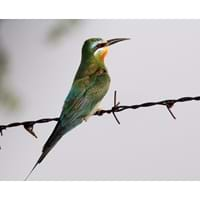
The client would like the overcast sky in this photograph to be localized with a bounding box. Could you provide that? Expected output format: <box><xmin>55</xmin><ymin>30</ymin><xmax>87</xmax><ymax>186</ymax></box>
<box><xmin>1</xmin><ymin>20</ymin><xmax>200</xmax><ymax>180</ymax></box>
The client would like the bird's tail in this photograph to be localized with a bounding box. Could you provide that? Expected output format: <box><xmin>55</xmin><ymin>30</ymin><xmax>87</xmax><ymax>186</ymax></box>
<box><xmin>24</xmin><ymin>118</ymin><xmax>82</xmax><ymax>180</ymax></box>
<box><xmin>24</xmin><ymin>150</ymin><xmax>50</xmax><ymax>181</ymax></box>
<box><xmin>24</xmin><ymin>126</ymin><xmax>63</xmax><ymax>181</ymax></box>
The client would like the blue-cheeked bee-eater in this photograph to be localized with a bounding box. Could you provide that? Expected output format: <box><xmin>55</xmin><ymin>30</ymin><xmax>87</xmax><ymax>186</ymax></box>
<box><xmin>25</xmin><ymin>37</ymin><xmax>129</xmax><ymax>180</ymax></box>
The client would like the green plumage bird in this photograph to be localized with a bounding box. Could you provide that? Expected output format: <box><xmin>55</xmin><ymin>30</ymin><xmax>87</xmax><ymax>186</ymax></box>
<box><xmin>25</xmin><ymin>37</ymin><xmax>129</xmax><ymax>180</ymax></box>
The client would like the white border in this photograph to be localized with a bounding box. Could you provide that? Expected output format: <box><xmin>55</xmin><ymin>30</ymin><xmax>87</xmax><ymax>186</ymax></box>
<box><xmin>1</xmin><ymin>0</ymin><xmax>200</xmax><ymax>199</ymax></box>
<box><xmin>1</xmin><ymin>181</ymin><xmax>200</xmax><ymax>200</ymax></box>
<box><xmin>0</xmin><ymin>0</ymin><xmax>200</xmax><ymax>18</ymax></box>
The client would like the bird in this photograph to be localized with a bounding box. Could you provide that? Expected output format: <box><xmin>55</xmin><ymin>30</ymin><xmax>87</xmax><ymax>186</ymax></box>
<box><xmin>25</xmin><ymin>37</ymin><xmax>130</xmax><ymax>180</ymax></box>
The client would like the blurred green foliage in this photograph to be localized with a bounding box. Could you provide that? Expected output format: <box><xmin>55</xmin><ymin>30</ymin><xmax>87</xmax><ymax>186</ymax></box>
<box><xmin>47</xmin><ymin>19</ymin><xmax>80</xmax><ymax>43</ymax></box>
<box><xmin>0</xmin><ymin>19</ymin><xmax>81</xmax><ymax>113</ymax></box>
<box><xmin>0</xmin><ymin>20</ymin><xmax>19</xmax><ymax>112</ymax></box>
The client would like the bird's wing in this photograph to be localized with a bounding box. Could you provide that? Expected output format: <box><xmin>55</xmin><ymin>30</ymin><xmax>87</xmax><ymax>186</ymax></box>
<box><xmin>25</xmin><ymin>72</ymin><xmax>103</xmax><ymax>180</ymax></box>
<box><xmin>40</xmin><ymin>76</ymin><xmax>93</xmax><ymax>156</ymax></box>
<box><xmin>43</xmin><ymin>70</ymin><xmax>110</xmax><ymax>156</ymax></box>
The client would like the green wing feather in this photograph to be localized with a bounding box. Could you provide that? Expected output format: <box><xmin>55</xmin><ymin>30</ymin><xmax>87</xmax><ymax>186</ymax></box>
<box><xmin>25</xmin><ymin>69</ymin><xmax>110</xmax><ymax>180</ymax></box>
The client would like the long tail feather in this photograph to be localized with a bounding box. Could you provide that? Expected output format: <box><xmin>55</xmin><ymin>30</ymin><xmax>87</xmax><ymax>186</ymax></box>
<box><xmin>24</xmin><ymin>155</ymin><xmax>42</xmax><ymax>181</ymax></box>
<box><xmin>24</xmin><ymin>126</ymin><xmax>63</xmax><ymax>180</ymax></box>
<box><xmin>24</xmin><ymin>118</ymin><xmax>81</xmax><ymax>180</ymax></box>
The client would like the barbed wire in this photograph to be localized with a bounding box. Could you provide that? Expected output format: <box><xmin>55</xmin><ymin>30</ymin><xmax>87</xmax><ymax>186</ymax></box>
<box><xmin>1</xmin><ymin>91</ymin><xmax>200</xmax><ymax>139</ymax></box>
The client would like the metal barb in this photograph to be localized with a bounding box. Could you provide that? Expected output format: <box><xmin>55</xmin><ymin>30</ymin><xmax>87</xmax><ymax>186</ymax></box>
<box><xmin>24</xmin><ymin>124</ymin><xmax>38</xmax><ymax>139</ymax></box>
<box><xmin>0</xmin><ymin>129</ymin><xmax>3</xmax><ymax>136</ymax></box>
<box><xmin>0</xmin><ymin>117</ymin><xmax>59</xmax><ymax>138</ymax></box>
<box><xmin>2</xmin><ymin>94</ymin><xmax>200</xmax><ymax>134</ymax></box>
<box><xmin>112</xmin><ymin>112</ymin><xmax>121</xmax><ymax>125</ymax></box>
<box><xmin>111</xmin><ymin>90</ymin><xmax>121</xmax><ymax>125</ymax></box>
<box><xmin>114</xmin><ymin>90</ymin><xmax>117</xmax><ymax>106</ymax></box>
<box><xmin>162</xmin><ymin>101</ymin><xmax>176</xmax><ymax>120</ymax></box>
<box><xmin>166</xmin><ymin>105</ymin><xmax>176</xmax><ymax>120</ymax></box>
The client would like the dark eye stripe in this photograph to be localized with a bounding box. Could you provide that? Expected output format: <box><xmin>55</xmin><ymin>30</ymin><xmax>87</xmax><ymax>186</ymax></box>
<box><xmin>95</xmin><ymin>43</ymin><xmax>107</xmax><ymax>50</ymax></box>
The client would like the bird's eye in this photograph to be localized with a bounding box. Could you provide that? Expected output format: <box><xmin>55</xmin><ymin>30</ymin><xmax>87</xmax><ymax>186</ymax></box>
<box><xmin>95</xmin><ymin>43</ymin><xmax>106</xmax><ymax>51</ymax></box>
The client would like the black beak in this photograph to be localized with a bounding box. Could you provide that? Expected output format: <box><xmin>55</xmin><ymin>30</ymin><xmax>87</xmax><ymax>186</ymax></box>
<box><xmin>107</xmin><ymin>38</ymin><xmax>130</xmax><ymax>46</ymax></box>
<box><xmin>96</xmin><ymin>38</ymin><xmax>130</xmax><ymax>50</ymax></box>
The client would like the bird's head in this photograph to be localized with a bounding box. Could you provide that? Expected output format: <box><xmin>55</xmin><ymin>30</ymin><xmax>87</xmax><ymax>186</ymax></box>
<box><xmin>81</xmin><ymin>38</ymin><xmax>130</xmax><ymax>62</ymax></box>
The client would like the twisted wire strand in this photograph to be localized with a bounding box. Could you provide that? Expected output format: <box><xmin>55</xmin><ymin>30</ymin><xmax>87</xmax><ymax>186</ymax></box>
<box><xmin>1</xmin><ymin>92</ymin><xmax>200</xmax><ymax>137</ymax></box>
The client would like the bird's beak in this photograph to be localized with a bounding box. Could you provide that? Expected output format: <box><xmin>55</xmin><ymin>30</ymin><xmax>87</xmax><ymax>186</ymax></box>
<box><xmin>107</xmin><ymin>38</ymin><xmax>130</xmax><ymax>46</ymax></box>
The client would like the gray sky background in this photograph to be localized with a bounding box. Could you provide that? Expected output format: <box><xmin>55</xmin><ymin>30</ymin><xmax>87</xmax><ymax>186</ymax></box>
<box><xmin>1</xmin><ymin>20</ymin><xmax>200</xmax><ymax>180</ymax></box>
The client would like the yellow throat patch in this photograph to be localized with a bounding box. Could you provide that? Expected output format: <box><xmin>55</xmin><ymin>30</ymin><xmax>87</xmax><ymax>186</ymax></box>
<box><xmin>95</xmin><ymin>47</ymin><xmax>109</xmax><ymax>61</ymax></box>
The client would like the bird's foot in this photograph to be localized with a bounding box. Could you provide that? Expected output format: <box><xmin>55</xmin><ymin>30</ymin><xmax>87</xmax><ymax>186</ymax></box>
<box><xmin>83</xmin><ymin>107</ymin><xmax>102</xmax><ymax>122</ymax></box>
<box><xmin>83</xmin><ymin>117</ymin><xmax>88</xmax><ymax>122</ymax></box>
